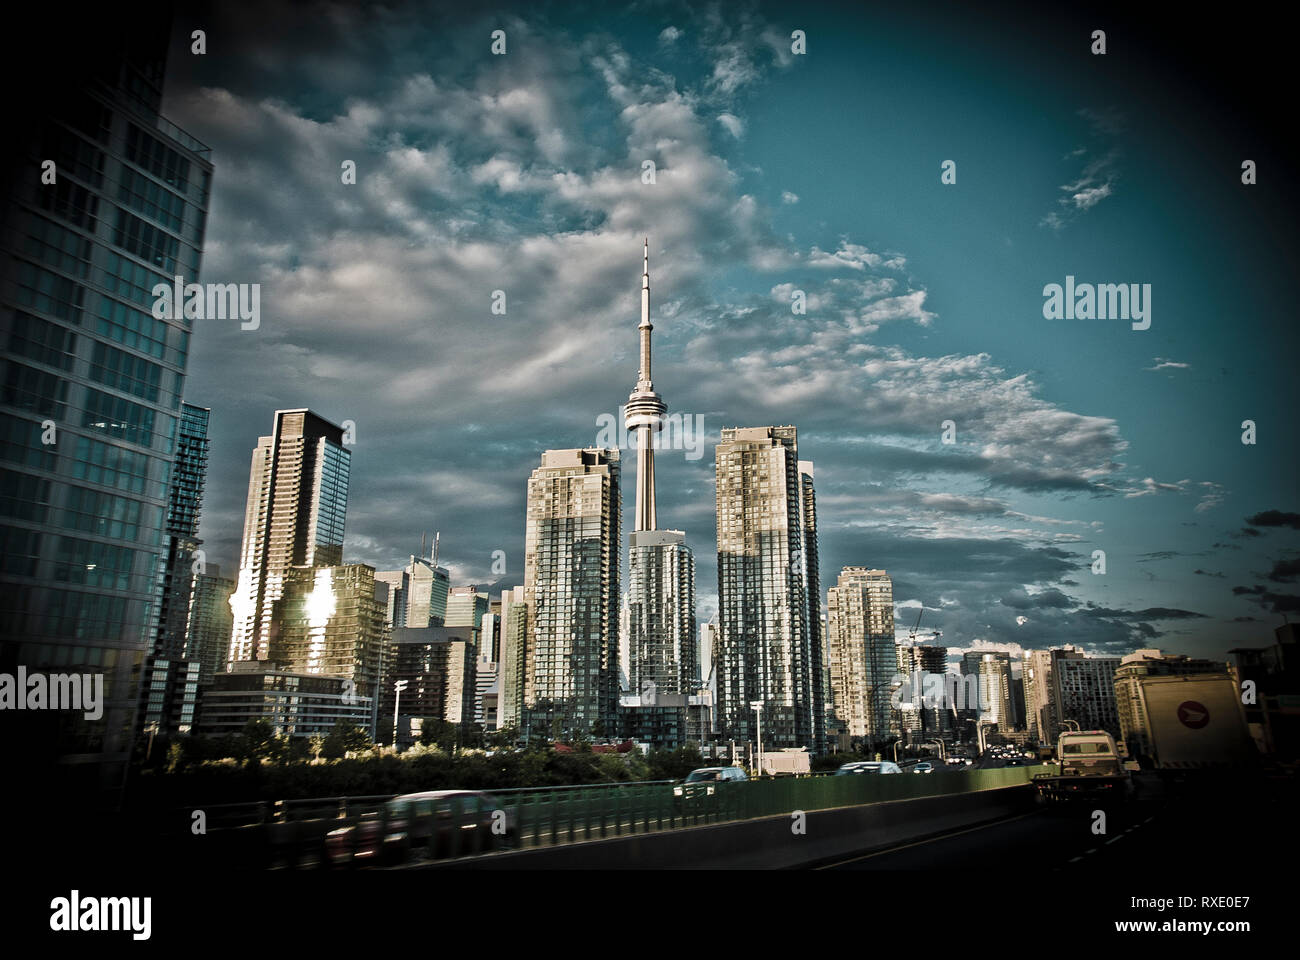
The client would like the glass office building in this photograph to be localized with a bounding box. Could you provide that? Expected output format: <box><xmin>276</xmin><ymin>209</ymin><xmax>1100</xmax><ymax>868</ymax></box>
<box><xmin>0</xmin><ymin>17</ymin><xmax>212</xmax><ymax>798</ymax></box>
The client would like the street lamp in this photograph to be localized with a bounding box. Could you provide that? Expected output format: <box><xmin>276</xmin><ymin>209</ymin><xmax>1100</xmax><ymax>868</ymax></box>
<box><xmin>975</xmin><ymin>720</ymin><xmax>997</xmax><ymax>756</ymax></box>
<box><xmin>750</xmin><ymin>701</ymin><xmax>763</xmax><ymax>777</ymax></box>
<box><xmin>927</xmin><ymin>738</ymin><xmax>947</xmax><ymax>762</ymax></box>
<box><xmin>1060</xmin><ymin>719</ymin><xmax>1080</xmax><ymax>732</ymax></box>
<box><xmin>393</xmin><ymin>679</ymin><xmax>409</xmax><ymax>750</ymax></box>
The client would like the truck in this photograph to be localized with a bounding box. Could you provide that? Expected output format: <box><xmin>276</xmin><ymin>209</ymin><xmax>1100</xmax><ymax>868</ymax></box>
<box><xmin>1129</xmin><ymin>674</ymin><xmax>1256</xmax><ymax>771</ymax></box>
<box><xmin>1032</xmin><ymin>730</ymin><xmax>1132</xmax><ymax>801</ymax></box>
<box><xmin>760</xmin><ymin>748</ymin><xmax>812</xmax><ymax>777</ymax></box>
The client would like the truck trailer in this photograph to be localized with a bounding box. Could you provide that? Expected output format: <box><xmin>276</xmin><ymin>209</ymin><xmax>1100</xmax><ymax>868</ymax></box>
<box><xmin>1127</xmin><ymin>674</ymin><xmax>1256</xmax><ymax>770</ymax></box>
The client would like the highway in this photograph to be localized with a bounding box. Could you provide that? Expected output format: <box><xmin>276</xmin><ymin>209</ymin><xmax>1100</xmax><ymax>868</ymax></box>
<box><xmin>815</xmin><ymin>770</ymin><xmax>1296</xmax><ymax>872</ymax></box>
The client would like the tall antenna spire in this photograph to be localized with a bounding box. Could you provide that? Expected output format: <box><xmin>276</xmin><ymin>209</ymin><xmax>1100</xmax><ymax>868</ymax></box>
<box><xmin>625</xmin><ymin>236</ymin><xmax>667</xmax><ymax>531</ymax></box>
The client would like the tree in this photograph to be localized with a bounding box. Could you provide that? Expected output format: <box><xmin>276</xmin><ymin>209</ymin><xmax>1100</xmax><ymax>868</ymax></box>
<box><xmin>320</xmin><ymin>721</ymin><xmax>371</xmax><ymax>759</ymax></box>
<box><xmin>340</xmin><ymin>723</ymin><xmax>371</xmax><ymax>753</ymax></box>
<box><xmin>242</xmin><ymin>719</ymin><xmax>277</xmax><ymax>760</ymax></box>
<box><xmin>420</xmin><ymin>717</ymin><xmax>456</xmax><ymax>751</ymax></box>
<box><xmin>165</xmin><ymin>741</ymin><xmax>184</xmax><ymax>774</ymax></box>
<box><xmin>487</xmin><ymin>724</ymin><xmax>518</xmax><ymax>749</ymax></box>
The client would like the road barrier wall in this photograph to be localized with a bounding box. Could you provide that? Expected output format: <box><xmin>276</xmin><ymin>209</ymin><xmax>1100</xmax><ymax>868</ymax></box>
<box><xmin>409</xmin><ymin>768</ymin><xmax>1042</xmax><ymax>869</ymax></box>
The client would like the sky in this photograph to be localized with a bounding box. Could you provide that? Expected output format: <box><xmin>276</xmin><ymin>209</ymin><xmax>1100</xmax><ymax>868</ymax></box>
<box><xmin>162</xmin><ymin>0</ymin><xmax>1299</xmax><ymax>664</ymax></box>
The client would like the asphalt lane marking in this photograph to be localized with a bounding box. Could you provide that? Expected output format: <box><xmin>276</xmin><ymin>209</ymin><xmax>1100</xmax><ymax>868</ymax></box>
<box><xmin>812</xmin><ymin>810</ymin><xmax>1044</xmax><ymax>870</ymax></box>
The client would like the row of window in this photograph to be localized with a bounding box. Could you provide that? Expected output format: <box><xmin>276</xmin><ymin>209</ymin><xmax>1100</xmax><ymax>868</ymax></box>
<box><xmin>1</xmin><ymin>582</ymin><xmax>147</xmax><ymax>646</ymax></box>
<box><xmin>125</xmin><ymin>123</ymin><xmax>192</xmax><ymax>195</ymax></box>
<box><xmin>22</xmin><ymin>214</ymin><xmax>94</xmax><ymax>279</ymax></box>
<box><xmin>6</xmin><ymin>311</ymin><xmax>77</xmax><ymax>371</ymax></box>
<box><xmin>88</xmin><ymin>338</ymin><xmax>165</xmax><ymax>403</ymax></box>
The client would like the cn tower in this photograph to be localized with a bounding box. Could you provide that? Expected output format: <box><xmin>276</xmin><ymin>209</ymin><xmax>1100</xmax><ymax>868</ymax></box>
<box><xmin>621</xmin><ymin>239</ymin><xmax>697</xmax><ymax>699</ymax></box>
<box><xmin>624</xmin><ymin>238</ymin><xmax>668</xmax><ymax>531</ymax></box>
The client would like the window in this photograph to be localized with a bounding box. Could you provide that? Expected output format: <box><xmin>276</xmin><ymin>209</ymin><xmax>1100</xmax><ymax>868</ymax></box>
<box><xmin>125</xmin><ymin>123</ymin><xmax>190</xmax><ymax>193</ymax></box>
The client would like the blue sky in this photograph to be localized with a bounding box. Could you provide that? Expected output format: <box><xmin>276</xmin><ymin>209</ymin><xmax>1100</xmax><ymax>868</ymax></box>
<box><xmin>166</xmin><ymin>0</ymin><xmax>1298</xmax><ymax>663</ymax></box>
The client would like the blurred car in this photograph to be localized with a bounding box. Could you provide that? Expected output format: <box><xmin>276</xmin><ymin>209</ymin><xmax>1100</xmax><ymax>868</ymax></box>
<box><xmin>835</xmin><ymin>761</ymin><xmax>902</xmax><ymax>775</ymax></box>
<box><xmin>326</xmin><ymin>790</ymin><xmax>513</xmax><ymax>866</ymax></box>
<box><xmin>1004</xmin><ymin>757</ymin><xmax>1033</xmax><ymax>767</ymax></box>
<box><xmin>673</xmin><ymin>766</ymin><xmax>748</xmax><ymax>800</ymax></box>
<box><xmin>912</xmin><ymin>761</ymin><xmax>935</xmax><ymax>774</ymax></box>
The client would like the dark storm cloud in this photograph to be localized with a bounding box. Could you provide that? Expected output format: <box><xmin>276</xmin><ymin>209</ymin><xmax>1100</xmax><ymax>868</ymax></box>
<box><xmin>1267</xmin><ymin>558</ymin><xmax>1300</xmax><ymax>583</ymax></box>
<box><xmin>1232</xmin><ymin>585</ymin><xmax>1300</xmax><ymax>614</ymax></box>
<box><xmin>1245</xmin><ymin>510</ymin><xmax>1300</xmax><ymax>530</ymax></box>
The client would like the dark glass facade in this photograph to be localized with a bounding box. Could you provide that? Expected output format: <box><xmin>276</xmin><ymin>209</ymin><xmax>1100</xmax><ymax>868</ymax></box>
<box><xmin>0</xmin><ymin>14</ymin><xmax>212</xmax><ymax>800</ymax></box>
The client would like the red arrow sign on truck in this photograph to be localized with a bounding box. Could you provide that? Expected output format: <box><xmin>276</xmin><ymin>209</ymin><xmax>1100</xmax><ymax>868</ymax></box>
<box><xmin>1177</xmin><ymin>701</ymin><xmax>1210</xmax><ymax>729</ymax></box>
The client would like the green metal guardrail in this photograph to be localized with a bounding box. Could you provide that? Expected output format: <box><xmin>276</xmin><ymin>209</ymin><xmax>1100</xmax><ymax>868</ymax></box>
<box><xmin>328</xmin><ymin>765</ymin><xmax>1046</xmax><ymax>866</ymax></box>
<box><xmin>214</xmin><ymin>765</ymin><xmax>1055</xmax><ymax>867</ymax></box>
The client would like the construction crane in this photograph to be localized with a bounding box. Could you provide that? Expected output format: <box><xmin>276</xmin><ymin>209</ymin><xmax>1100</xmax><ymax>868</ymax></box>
<box><xmin>906</xmin><ymin>607</ymin><xmax>942</xmax><ymax>644</ymax></box>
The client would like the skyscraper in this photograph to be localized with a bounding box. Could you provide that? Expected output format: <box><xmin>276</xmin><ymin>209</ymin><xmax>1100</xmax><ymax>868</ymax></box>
<box><xmin>895</xmin><ymin>643</ymin><xmax>953</xmax><ymax>742</ymax></box>
<box><xmin>522</xmin><ymin>447</ymin><xmax>620</xmax><ymax>740</ymax></box>
<box><xmin>268</xmin><ymin>563</ymin><xmax>388</xmax><ymax>699</ymax></box>
<box><xmin>796</xmin><ymin>460</ymin><xmax>824</xmax><ymax>750</ymax></box>
<box><xmin>446</xmin><ymin>584</ymin><xmax>489</xmax><ymax>647</ymax></box>
<box><xmin>184</xmin><ymin>563</ymin><xmax>235</xmax><ymax>685</ymax></box>
<box><xmin>156</xmin><ymin>402</ymin><xmax>210</xmax><ymax>659</ymax></box>
<box><xmin>227</xmin><ymin>409</ymin><xmax>350</xmax><ymax>664</ymax></box>
<box><xmin>627</xmin><ymin>531</ymin><xmax>696</xmax><ymax>695</ymax></box>
<box><xmin>825</xmin><ymin>567</ymin><xmax>896</xmax><ymax>740</ymax></box>
<box><xmin>714</xmin><ymin>426</ymin><xmax>820</xmax><ymax>750</ymax></box>
<box><xmin>1022</xmin><ymin>648</ymin><xmax>1055</xmax><ymax>743</ymax></box>
<box><xmin>623</xmin><ymin>240</ymin><xmax>697</xmax><ymax>699</ymax></box>
<box><xmin>0</xmin><ymin>13</ymin><xmax>213</xmax><ymax>797</ymax></box>
<box><xmin>499</xmin><ymin>585</ymin><xmax>527</xmax><ymax>731</ymax></box>
<box><xmin>376</xmin><ymin>554</ymin><xmax>450</xmax><ymax>631</ymax></box>
<box><xmin>978</xmin><ymin>652</ymin><xmax>1021</xmax><ymax>734</ymax></box>
<box><xmin>1050</xmin><ymin>647</ymin><xmax>1121</xmax><ymax>739</ymax></box>
<box><xmin>138</xmin><ymin>401</ymin><xmax>210</xmax><ymax>738</ymax></box>
<box><xmin>380</xmin><ymin>626</ymin><xmax>477</xmax><ymax>748</ymax></box>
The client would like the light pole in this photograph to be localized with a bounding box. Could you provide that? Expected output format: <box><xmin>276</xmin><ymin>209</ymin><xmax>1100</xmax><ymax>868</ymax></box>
<box><xmin>750</xmin><ymin>701</ymin><xmax>763</xmax><ymax>777</ymax></box>
<box><xmin>927</xmin><ymin>738</ymin><xmax>946</xmax><ymax>762</ymax></box>
<box><xmin>145</xmin><ymin>721</ymin><xmax>159</xmax><ymax>762</ymax></box>
<box><xmin>1060</xmin><ymin>719</ymin><xmax>1080</xmax><ymax>732</ymax></box>
<box><xmin>393</xmin><ymin>679</ymin><xmax>408</xmax><ymax>750</ymax></box>
<box><xmin>975</xmin><ymin>720</ymin><xmax>997</xmax><ymax>756</ymax></box>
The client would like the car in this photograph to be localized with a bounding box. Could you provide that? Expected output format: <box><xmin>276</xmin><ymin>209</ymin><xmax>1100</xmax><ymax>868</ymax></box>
<box><xmin>835</xmin><ymin>761</ymin><xmax>903</xmax><ymax>775</ymax></box>
<box><xmin>326</xmin><ymin>790</ymin><xmax>514</xmax><ymax>866</ymax></box>
<box><xmin>1004</xmin><ymin>756</ymin><xmax>1033</xmax><ymax>767</ymax></box>
<box><xmin>673</xmin><ymin>766</ymin><xmax>748</xmax><ymax>799</ymax></box>
<box><xmin>912</xmin><ymin>761</ymin><xmax>935</xmax><ymax>774</ymax></box>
